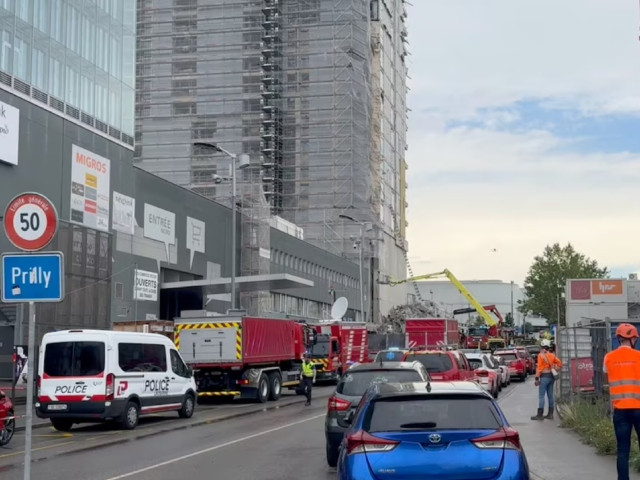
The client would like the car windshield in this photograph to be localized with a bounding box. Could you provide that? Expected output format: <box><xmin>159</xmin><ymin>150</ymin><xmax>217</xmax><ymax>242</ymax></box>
<box><xmin>375</xmin><ymin>351</ymin><xmax>405</xmax><ymax>362</ymax></box>
<box><xmin>468</xmin><ymin>358</ymin><xmax>483</xmax><ymax>370</ymax></box>
<box><xmin>337</xmin><ymin>370</ymin><xmax>423</xmax><ymax>397</ymax></box>
<box><xmin>496</xmin><ymin>353</ymin><xmax>518</xmax><ymax>362</ymax></box>
<box><xmin>405</xmin><ymin>353</ymin><xmax>453</xmax><ymax>373</ymax></box>
<box><xmin>365</xmin><ymin>396</ymin><xmax>502</xmax><ymax>431</ymax></box>
<box><xmin>468</xmin><ymin>328</ymin><xmax>487</xmax><ymax>336</ymax></box>
<box><xmin>311</xmin><ymin>341</ymin><xmax>329</xmax><ymax>357</ymax></box>
<box><xmin>44</xmin><ymin>341</ymin><xmax>105</xmax><ymax>377</ymax></box>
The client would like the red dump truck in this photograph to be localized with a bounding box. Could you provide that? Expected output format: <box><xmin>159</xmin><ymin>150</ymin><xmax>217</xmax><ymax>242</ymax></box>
<box><xmin>308</xmin><ymin>322</ymin><xmax>368</xmax><ymax>382</ymax></box>
<box><xmin>174</xmin><ymin>314</ymin><xmax>313</xmax><ymax>403</ymax></box>
<box><xmin>405</xmin><ymin>318</ymin><xmax>460</xmax><ymax>349</ymax></box>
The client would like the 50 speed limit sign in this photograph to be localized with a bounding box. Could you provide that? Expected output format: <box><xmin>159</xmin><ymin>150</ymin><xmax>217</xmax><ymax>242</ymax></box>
<box><xmin>3</xmin><ymin>192</ymin><xmax>58</xmax><ymax>251</ymax></box>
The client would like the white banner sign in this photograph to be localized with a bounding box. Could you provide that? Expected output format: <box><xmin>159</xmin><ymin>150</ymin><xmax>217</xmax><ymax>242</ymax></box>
<box><xmin>0</xmin><ymin>101</ymin><xmax>19</xmax><ymax>165</ymax></box>
<box><xmin>134</xmin><ymin>269</ymin><xmax>158</xmax><ymax>301</ymax></box>
<box><xmin>186</xmin><ymin>216</ymin><xmax>205</xmax><ymax>268</ymax></box>
<box><xmin>143</xmin><ymin>203</ymin><xmax>176</xmax><ymax>261</ymax></box>
<box><xmin>112</xmin><ymin>191</ymin><xmax>135</xmax><ymax>234</ymax></box>
<box><xmin>70</xmin><ymin>145</ymin><xmax>111</xmax><ymax>231</ymax></box>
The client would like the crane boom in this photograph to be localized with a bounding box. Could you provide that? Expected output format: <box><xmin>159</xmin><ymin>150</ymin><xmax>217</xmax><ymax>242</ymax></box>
<box><xmin>386</xmin><ymin>269</ymin><xmax>498</xmax><ymax>328</ymax></box>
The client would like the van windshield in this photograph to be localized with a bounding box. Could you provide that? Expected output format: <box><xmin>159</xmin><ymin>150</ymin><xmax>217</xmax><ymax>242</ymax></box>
<box><xmin>44</xmin><ymin>341</ymin><xmax>105</xmax><ymax>377</ymax></box>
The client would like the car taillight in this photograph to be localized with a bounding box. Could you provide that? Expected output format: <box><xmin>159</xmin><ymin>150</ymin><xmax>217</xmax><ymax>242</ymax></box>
<box><xmin>327</xmin><ymin>396</ymin><xmax>351</xmax><ymax>412</ymax></box>
<box><xmin>475</xmin><ymin>369</ymin><xmax>489</xmax><ymax>377</ymax></box>
<box><xmin>105</xmin><ymin>373</ymin><xmax>115</xmax><ymax>401</ymax></box>
<box><xmin>472</xmin><ymin>427</ymin><xmax>521</xmax><ymax>450</ymax></box>
<box><xmin>345</xmin><ymin>430</ymin><xmax>398</xmax><ymax>455</ymax></box>
<box><xmin>36</xmin><ymin>375</ymin><xmax>41</xmax><ymax>397</ymax></box>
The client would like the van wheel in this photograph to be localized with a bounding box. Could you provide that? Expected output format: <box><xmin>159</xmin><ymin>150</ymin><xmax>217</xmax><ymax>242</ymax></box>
<box><xmin>256</xmin><ymin>374</ymin><xmax>270</xmax><ymax>403</ymax></box>
<box><xmin>50</xmin><ymin>419</ymin><xmax>73</xmax><ymax>432</ymax></box>
<box><xmin>120</xmin><ymin>401</ymin><xmax>140</xmax><ymax>430</ymax></box>
<box><xmin>179</xmin><ymin>394</ymin><xmax>195</xmax><ymax>418</ymax></box>
<box><xmin>268</xmin><ymin>372</ymin><xmax>282</xmax><ymax>401</ymax></box>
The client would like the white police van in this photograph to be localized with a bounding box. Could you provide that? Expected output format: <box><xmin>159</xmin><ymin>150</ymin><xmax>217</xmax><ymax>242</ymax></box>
<box><xmin>36</xmin><ymin>329</ymin><xmax>197</xmax><ymax>431</ymax></box>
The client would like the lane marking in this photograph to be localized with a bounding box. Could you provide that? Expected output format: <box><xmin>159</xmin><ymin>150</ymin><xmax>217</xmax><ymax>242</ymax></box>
<box><xmin>0</xmin><ymin>441</ymin><xmax>75</xmax><ymax>459</ymax></box>
<box><xmin>105</xmin><ymin>413</ymin><xmax>325</xmax><ymax>480</ymax></box>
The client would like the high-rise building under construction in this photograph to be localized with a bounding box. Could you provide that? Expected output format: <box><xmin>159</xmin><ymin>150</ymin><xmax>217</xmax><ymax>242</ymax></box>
<box><xmin>136</xmin><ymin>0</ymin><xmax>409</xmax><ymax>321</ymax></box>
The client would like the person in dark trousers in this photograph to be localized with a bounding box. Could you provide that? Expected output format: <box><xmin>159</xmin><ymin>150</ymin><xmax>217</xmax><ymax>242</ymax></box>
<box><xmin>604</xmin><ymin>323</ymin><xmax>640</xmax><ymax>480</ymax></box>
<box><xmin>300</xmin><ymin>353</ymin><xmax>316</xmax><ymax>406</ymax></box>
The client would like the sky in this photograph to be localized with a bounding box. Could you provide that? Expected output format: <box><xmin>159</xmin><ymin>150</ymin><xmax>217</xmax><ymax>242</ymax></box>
<box><xmin>404</xmin><ymin>0</ymin><xmax>640</xmax><ymax>286</ymax></box>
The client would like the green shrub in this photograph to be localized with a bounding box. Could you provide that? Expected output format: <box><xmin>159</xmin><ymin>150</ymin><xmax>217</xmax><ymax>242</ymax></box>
<box><xmin>560</xmin><ymin>399</ymin><xmax>640</xmax><ymax>470</ymax></box>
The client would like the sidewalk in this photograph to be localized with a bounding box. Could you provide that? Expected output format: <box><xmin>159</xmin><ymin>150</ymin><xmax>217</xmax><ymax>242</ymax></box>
<box><xmin>501</xmin><ymin>379</ymin><xmax>640</xmax><ymax>480</ymax></box>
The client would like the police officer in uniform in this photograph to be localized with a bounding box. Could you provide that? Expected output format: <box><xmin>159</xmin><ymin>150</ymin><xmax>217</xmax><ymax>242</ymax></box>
<box><xmin>604</xmin><ymin>323</ymin><xmax>640</xmax><ymax>480</ymax></box>
<box><xmin>301</xmin><ymin>353</ymin><xmax>316</xmax><ymax>406</ymax></box>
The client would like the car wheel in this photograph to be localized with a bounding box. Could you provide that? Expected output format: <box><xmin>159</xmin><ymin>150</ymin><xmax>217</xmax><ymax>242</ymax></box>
<box><xmin>256</xmin><ymin>374</ymin><xmax>270</xmax><ymax>403</ymax></box>
<box><xmin>268</xmin><ymin>371</ymin><xmax>282</xmax><ymax>401</ymax></box>
<box><xmin>326</xmin><ymin>440</ymin><xmax>339</xmax><ymax>467</ymax></box>
<box><xmin>493</xmin><ymin>384</ymin><xmax>499</xmax><ymax>398</ymax></box>
<box><xmin>119</xmin><ymin>400</ymin><xmax>140</xmax><ymax>430</ymax></box>
<box><xmin>0</xmin><ymin>411</ymin><xmax>15</xmax><ymax>446</ymax></box>
<box><xmin>179</xmin><ymin>393</ymin><xmax>195</xmax><ymax>418</ymax></box>
<box><xmin>50</xmin><ymin>418</ymin><xmax>73</xmax><ymax>432</ymax></box>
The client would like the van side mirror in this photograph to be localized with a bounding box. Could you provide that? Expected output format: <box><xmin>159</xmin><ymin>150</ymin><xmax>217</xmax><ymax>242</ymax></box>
<box><xmin>187</xmin><ymin>368</ymin><xmax>193</xmax><ymax>378</ymax></box>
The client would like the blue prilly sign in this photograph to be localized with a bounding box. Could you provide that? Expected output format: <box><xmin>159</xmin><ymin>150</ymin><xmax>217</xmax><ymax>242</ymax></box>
<box><xmin>1</xmin><ymin>252</ymin><xmax>65</xmax><ymax>302</ymax></box>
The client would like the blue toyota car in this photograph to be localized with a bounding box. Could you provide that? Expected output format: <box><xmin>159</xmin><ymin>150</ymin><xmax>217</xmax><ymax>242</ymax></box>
<box><xmin>337</xmin><ymin>381</ymin><xmax>530</xmax><ymax>480</ymax></box>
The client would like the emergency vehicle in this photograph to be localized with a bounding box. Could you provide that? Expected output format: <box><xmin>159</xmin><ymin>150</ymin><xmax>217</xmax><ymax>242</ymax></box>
<box><xmin>307</xmin><ymin>321</ymin><xmax>368</xmax><ymax>382</ymax></box>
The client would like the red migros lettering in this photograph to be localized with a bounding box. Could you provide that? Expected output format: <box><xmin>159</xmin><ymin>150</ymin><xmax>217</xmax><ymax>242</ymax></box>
<box><xmin>54</xmin><ymin>384</ymin><xmax>88</xmax><ymax>395</ymax></box>
<box><xmin>75</xmin><ymin>152</ymin><xmax>107</xmax><ymax>174</ymax></box>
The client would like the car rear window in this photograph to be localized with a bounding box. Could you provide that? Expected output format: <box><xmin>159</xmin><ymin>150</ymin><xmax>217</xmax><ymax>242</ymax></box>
<box><xmin>405</xmin><ymin>353</ymin><xmax>453</xmax><ymax>373</ymax></box>
<box><xmin>365</xmin><ymin>396</ymin><xmax>502</xmax><ymax>431</ymax></box>
<box><xmin>375</xmin><ymin>351</ymin><xmax>405</xmax><ymax>362</ymax></box>
<box><xmin>496</xmin><ymin>353</ymin><xmax>518</xmax><ymax>362</ymax></box>
<box><xmin>44</xmin><ymin>341</ymin><xmax>105</xmax><ymax>377</ymax></box>
<box><xmin>468</xmin><ymin>358</ymin><xmax>483</xmax><ymax>370</ymax></box>
<box><xmin>337</xmin><ymin>370</ymin><xmax>423</xmax><ymax>396</ymax></box>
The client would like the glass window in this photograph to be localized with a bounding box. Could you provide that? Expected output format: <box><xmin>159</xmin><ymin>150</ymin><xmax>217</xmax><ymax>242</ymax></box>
<box><xmin>118</xmin><ymin>343</ymin><xmax>167</xmax><ymax>372</ymax></box>
<box><xmin>496</xmin><ymin>353</ymin><xmax>518</xmax><ymax>362</ymax></box>
<box><xmin>404</xmin><ymin>353</ymin><xmax>453</xmax><ymax>373</ymax></box>
<box><xmin>468</xmin><ymin>359</ymin><xmax>482</xmax><ymax>370</ymax></box>
<box><xmin>170</xmin><ymin>350</ymin><xmax>189</xmax><ymax>378</ymax></box>
<box><xmin>365</xmin><ymin>397</ymin><xmax>502</xmax><ymax>431</ymax></box>
<box><xmin>44</xmin><ymin>341</ymin><xmax>106</xmax><ymax>377</ymax></box>
<box><xmin>337</xmin><ymin>369</ymin><xmax>423</xmax><ymax>397</ymax></box>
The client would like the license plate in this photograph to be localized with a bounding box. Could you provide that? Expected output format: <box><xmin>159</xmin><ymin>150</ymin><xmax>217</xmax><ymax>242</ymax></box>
<box><xmin>48</xmin><ymin>404</ymin><xmax>68</xmax><ymax>411</ymax></box>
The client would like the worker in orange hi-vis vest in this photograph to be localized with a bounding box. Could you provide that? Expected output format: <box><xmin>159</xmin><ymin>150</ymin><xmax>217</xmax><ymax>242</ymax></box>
<box><xmin>604</xmin><ymin>323</ymin><xmax>640</xmax><ymax>480</ymax></box>
<box><xmin>531</xmin><ymin>339</ymin><xmax>563</xmax><ymax>421</ymax></box>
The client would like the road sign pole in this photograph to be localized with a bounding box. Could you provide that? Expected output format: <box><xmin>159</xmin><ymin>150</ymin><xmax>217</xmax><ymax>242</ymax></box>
<box><xmin>23</xmin><ymin>301</ymin><xmax>35</xmax><ymax>480</ymax></box>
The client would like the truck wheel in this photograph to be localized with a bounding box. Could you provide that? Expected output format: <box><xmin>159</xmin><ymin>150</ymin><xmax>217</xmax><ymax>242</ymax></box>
<box><xmin>119</xmin><ymin>400</ymin><xmax>140</xmax><ymax>430</ymax></box>
<box><xmin>256</xmin><ymin>374</ymin><xmax>270</xmax><ymax>403</ymax></box>
<box><xmin>50</xmin><ymin>419</ymin><xmax>73</xmax><ymax>432</ymax></box>
<box><xmin>268</xmin><ymin>372</ymin><xmax>282</xmax><ymax>401</ymax></box>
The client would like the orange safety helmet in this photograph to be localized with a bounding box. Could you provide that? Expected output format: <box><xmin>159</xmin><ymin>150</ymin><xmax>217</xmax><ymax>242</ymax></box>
<box><xmin>615</xmin><ymin>323</ymin><xmax>639</xmax><ymax>339</ymax></box>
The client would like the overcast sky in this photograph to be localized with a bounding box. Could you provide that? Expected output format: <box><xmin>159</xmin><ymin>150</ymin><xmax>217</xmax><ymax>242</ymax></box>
<box><xmin>404</xmin><ymin>0</ymin><xmax>640</xmax><ymax>285</ymax></box>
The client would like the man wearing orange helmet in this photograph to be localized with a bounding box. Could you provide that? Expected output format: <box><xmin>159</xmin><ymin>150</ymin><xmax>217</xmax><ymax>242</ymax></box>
<box><xmin>604</xmin><ymin>322</ymin><xmax>640</xmax><ymax>480</ymax></box>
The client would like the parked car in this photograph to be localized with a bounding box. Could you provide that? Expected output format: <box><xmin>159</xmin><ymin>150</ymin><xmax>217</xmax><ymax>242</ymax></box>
<box><xmin>337</xmin><ymin>381</ymin><xmax>530</xmax><ymax>480</ymax></box>
<box><xmin>325</xmin><ymin>361</ymin><xmax>431</xmax><ymax>467</ymax></box>
<box><xmin>494</xmin><ymin>349</ymin><xmax>528</xmax><ymax>381</ymax></box>
<box><xmin>401</xmin><ymin>350</ymin><xmax>477</xmax><ymax>382</ymax></box>
<box><xmin>516</xmin><ymin>346</ymin><xmax>535</xmax><ymax>374</ymax></box>
<box><xmin>490</xmin><ymin>354</ymin><xmax>511</xmax><ymax>387</ymax></box>
<box><xmin>0</xmin><ymin>390</ymin><xmax>14</xmax><ymax>446</ymax></box>
<box><xmin>526</xmin><ymin>344</ymin><xmax>541</xmax><ymax>366</ymax></box>
<box><xmin>465</xmin><ymin>353</ymin><xmax>501</xmax><ymax>398</ymax></box>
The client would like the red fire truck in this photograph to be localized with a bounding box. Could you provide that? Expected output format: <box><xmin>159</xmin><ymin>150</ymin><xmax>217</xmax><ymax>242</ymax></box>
<box><xmin>307</xmin><ymin>322</ymin><xmax>368</xmax><ymax>383</ymax></box>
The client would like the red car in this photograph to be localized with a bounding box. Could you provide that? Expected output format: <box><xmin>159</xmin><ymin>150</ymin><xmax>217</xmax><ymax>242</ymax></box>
<box><xmin>0</xmin><ymin>390</ymin><xmax>15</xmax><ymax>446</ymax></box>
<box><xmin>495</xmin><ymin>349</ymin><xmax>528</xmax><ymax>381</ymax></box>
<box><xmin>516</xmin><ymin>347</ymin><xmax>535</xmax><ymax>374</ymax></box>
<box><xmin>402</xmin><ymin>350</ymin><xmax>478</xmax><ymax>382</ymax></box>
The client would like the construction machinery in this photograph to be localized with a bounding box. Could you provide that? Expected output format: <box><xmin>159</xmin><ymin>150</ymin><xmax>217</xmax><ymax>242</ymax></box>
<box><xmin>383</xmin><ymin>269</ymin><xmax>506</xmax><ymax>350</ymax></box>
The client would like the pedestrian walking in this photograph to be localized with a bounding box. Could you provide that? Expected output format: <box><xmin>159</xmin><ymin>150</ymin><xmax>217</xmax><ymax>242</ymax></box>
<box><xmin>604</xmin><ymin>323</ymin><xmax>640</xmax><ymax>480</ymax></box>
<box><xmin>300</xmin><ymin>353</ymin><xmax>316</xmax><ymax>406</ymax></box>
<box><xmin>531</xmin><ymin>339</ymin><xmax>562</xmax><ymax>421</ymax></box>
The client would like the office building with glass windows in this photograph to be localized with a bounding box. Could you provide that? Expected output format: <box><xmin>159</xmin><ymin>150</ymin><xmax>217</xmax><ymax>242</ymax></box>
<box><xmin>0</xmin><ymin>0</ymin><xmax>136</xmax><ymax>146</ymax></box>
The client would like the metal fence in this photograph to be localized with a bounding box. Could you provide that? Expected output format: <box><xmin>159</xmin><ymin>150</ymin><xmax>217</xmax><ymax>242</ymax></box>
<box><xmin>555</xmin><ymin>319</ymin><xmax>611</xmax><ymax>408</ymax></box>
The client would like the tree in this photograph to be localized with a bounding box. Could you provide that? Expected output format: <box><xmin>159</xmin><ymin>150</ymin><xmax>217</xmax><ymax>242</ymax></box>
<box><xmin>504</xmin><ymin>313</ymin><xmax>515</xmax><ymax>327</ymax></box>
<box><xmin>519</xmin><ymin>242</ymin><xmax>608</xmax><ymax>326</ymax></box>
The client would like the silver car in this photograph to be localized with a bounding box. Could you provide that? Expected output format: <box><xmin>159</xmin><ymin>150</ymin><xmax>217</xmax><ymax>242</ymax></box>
<box><xmin>324</xmin><ymin>360</ymin><xmax>430</xmax><ymax>467</ymax></box>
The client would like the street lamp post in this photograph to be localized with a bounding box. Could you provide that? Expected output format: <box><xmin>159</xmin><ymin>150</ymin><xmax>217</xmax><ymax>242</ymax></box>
<box><xmin>338</xmin><ymin>214</ymin><xmax>366</xmax><ymax>323</ymax></box>
<box><xmin>194</xmin><ymin>142</ymin><xmax>249</xmax><ymax>310</ymax></box>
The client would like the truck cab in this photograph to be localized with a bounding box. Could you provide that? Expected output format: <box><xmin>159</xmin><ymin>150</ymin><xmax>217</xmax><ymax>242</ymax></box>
<box><xmin>310</xmin><ymin>333</ymin><xmax>341</xmax><ymax>382</ymax></box>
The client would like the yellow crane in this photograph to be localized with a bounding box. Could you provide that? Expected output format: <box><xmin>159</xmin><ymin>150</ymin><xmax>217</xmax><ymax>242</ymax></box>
<box><xmin>383</xmin><ymin>269</ymin><xmax>499</xmax><ymax>329</ymax></box>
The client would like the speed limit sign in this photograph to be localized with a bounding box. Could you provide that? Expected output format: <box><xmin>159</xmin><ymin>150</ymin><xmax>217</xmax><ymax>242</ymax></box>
<box><xmin>3</xmin><ymin>192</ymin><xmax>58</xmax><ymax>251</ymax></box>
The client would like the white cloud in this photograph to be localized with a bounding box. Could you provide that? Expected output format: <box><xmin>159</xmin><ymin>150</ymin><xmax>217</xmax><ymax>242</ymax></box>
<box><xmin>404</xmin><ymin>1</ymin><xmax>640</xmax><ymax>284</ymax></box>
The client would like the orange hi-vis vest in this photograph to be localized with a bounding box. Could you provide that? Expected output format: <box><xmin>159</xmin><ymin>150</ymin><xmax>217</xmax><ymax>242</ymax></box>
<box><xmin>604</xmin><ymin>346</ymin><xmax>640</xmax><ymax>410</ymax></box>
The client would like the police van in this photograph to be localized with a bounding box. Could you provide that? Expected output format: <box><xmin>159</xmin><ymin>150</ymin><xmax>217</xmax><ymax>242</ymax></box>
<box><xmin>36</xmin><ymin>329</ymin><xmax>197</xmax><ymax>431</ymax></box>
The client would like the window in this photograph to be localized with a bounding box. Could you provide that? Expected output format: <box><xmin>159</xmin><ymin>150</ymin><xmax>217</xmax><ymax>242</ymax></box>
<box><xmin>337</xmin><ymin>369</ymin><xmax>423</xmax><ymax>397</ymax></box>
<box><xmin>170</xmin><ymin>350</ymin><xmax>190</xmax><ymax>378</ymax></box>
<box><xmin>44</xmin><ymin>342</ymin><xmax>105</xmax><ymax>377</ymax></box>
<box><xmin>405</xmin><ymin>353</ymin><xmax>453</xmax><ymax>373</ymax></box>
<box><xmin>496</xmin><ymin>353</ymin><xmax>518</xmax><ymax>362</ymax></box>
<box><xmin>365</xmin><ymin>396</ymin><xmax>502</xmax><ymax>431</ymax></box>
<box><xmin>118</xmin><ymin>343</ymin><xmax>167</xmax><ymax>372</ymax></box>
